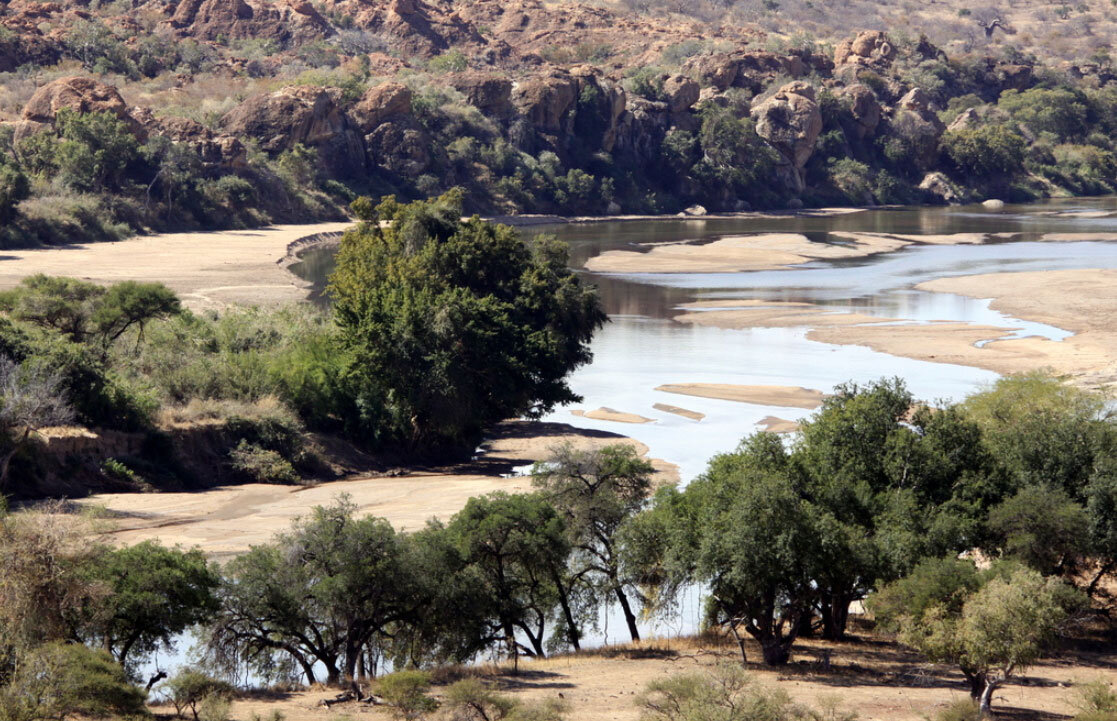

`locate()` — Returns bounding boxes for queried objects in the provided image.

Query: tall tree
[532,443,655,644]
[329,191,605,454]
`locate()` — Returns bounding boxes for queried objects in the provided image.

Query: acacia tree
[0,357,74,490]
[532,443,655,644]
[329,191,605,455]
[78,541,220,674]
[870,558,1084,714]
[207,498,415,686]
[446,492,571,660]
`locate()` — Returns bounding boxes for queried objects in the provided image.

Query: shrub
[165,669,234,721]
[228,440,301,485]
[941,126,1026,181]
[0,157,29,223]
[429,50,468,73]
[933,699,981,721]
[375,670,439,720]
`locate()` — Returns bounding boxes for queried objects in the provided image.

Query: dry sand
[0,222,353,310]
[652,402,705,421]
[808,269,1117,387]
[583,233,910,274]
[76,421,677,559]
[656,383,826,409]
[676,299,900,330]
[571,407,656,424]
[756,416,801,433]
[217,629,1113,721]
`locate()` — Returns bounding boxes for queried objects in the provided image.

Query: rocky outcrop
[839,83,881,140]
[834,30,896,69]
[946,107,981,132]
[919,171,964,204]
[685,51,822,94]
[220,86,366,177]
[512,71,579,135]
[169,0,332,46]
[350,82,413,133]
[131,109,247,168]
[365,118,431,177]
[890,88,945,170]
[17,76,144,141]
[448,72,514,119]
[751,81,822,193]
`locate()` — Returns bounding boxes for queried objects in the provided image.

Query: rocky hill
[0,0,1114,245]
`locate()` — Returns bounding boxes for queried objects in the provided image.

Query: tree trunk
[758,635,791,665]
[727,622,748,665]
[614,584,641,642]
[551,566,581,651]
[821,593,851,641]
[978,679,998,716]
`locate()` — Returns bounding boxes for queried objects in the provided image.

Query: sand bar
[75,421,677,558]
[676,299,900,330]
[656,383,826,409]
[756,416,801,433]
[583,233,910,274]
[0,222,353,310]
[572,407,656,424]
[652,403,705,421]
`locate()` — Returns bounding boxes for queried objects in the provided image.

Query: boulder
[663,74,699,114]
[751,81,823,192]
[687,53,739,91]
[684,204,707,217]
[838,83,881,140]
[512,72,579,134]
[946,107,981,132]
[448,72,514,119]
[364,118,430,177]
[18,76,145,141]
[982,198,1005,210]
[896,87,946,134]
[834,30,896,69]
[350,82,413,133]
[919,172,963,204]
[220,86,365,177]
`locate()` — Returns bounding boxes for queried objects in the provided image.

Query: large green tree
[328,191,605,454]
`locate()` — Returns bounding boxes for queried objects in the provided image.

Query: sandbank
[756,416,801,433]
[583,233,910,273]
[676,299,899,330]
[75,421,677,559]
[0,222,352,310]
[652,403,705,421]
[572,407,656,424]
[656,383,826,409]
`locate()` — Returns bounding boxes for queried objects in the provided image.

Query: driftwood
[319,692,356,708]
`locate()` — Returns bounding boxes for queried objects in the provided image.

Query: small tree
[375,670,438,720]
[532,443,655,644]
[0,358,74,490]
[164,669,234,721]
[873,562,1083,715]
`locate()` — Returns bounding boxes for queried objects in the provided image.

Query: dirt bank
[76,421,678,559]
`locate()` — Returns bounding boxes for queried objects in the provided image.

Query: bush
[375,671,439,720]
[932,699,981,721]
[228,440,301,485]
[164,669,234,721]
[941,126,1026,181]
[0,157,29,223]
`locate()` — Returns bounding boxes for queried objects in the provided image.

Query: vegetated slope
[0,0,1114,246]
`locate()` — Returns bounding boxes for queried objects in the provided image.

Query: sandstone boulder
[131,108,246,168]
[220,86,365,177]
[834,30,895,69]
[448,72,514,119]
[350,82,413,133]
[365,118,430,177]
[838,83,881,140]
[946,107,981,132]
[170,0,331,45]
[663,74,699,114]
[919,172,963,204]
[751,81,823,192]
[18,76,144,141]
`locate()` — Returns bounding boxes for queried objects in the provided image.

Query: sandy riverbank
[0,222,354,310]
[74,421,677,559]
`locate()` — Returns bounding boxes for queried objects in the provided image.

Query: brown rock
[513,72,578,134]
[686,53,739,91]
[350,82,413,133]
[751,81,822,192]
[834,30,896,69]
[946,107,981,132]
[170,0,331,46]
[448,72,514,119]
[365,119,430,176]
[220,86,365,177]
[131,108,247,168]
[663,74,699,114]
[839,83,881,140]
[19,76,145,141]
